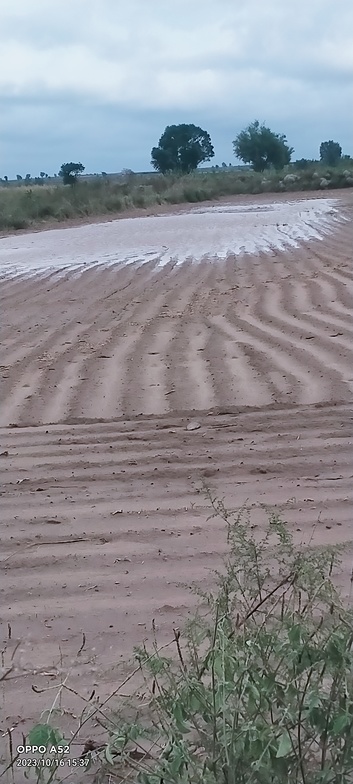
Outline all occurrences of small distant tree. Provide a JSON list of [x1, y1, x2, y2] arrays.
[[25, 174, 31, 182], [233, 120, 294, 172], [151, 123, 214, 174], [101, 171, 108, 177], [58, 162, 85, 186], [293, 158, 312, 170], [319, 140, 342, 166], [120, 169, 136, 184], [3, 175, 8, 182], [16, 174, 23, 181], [221, 162, 227, 168]]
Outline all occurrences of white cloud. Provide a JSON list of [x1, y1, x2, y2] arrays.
[[1, 0, 352, 107], [0, 0, 352, 174]]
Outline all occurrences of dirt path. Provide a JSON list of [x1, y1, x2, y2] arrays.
[[0, 192, 352, 777]]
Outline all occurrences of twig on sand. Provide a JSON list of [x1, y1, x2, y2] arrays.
[[1, 537, 87, 562]]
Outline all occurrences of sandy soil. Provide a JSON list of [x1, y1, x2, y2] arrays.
[[0, 191, 352, 778]]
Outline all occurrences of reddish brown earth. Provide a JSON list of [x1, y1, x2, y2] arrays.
[[0, 191, 352, 780]]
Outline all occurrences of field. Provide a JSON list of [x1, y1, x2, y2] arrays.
[[0, 190, 353, 780]]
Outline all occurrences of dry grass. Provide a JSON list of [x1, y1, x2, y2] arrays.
[[0, 164, 352, 232]]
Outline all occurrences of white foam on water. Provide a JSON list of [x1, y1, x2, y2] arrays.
[[0, 198, 343, 279]]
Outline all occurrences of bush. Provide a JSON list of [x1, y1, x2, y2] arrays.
[[105, 500, 352, 783], [8, 216, 29, 230], [293, 159, 315, 171], [36, 204, 56, 218], [181, 185, 213, 202], [104, 195, 123, 212], [53, 202, 76, 221]]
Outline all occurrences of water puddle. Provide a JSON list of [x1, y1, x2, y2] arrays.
[[0, 198, 342, 278]]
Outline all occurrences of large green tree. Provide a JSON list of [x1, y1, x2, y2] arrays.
[[233, 120, 293, 172], [319, 140, 342, 166], [151, 124, 214, 174], [58, 162, 85, 186]]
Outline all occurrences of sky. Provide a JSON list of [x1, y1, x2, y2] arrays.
[[1, 0, 352, 179]]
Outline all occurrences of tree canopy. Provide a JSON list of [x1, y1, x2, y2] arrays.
[[233, 120, 294, 172], [151, 124, 214, 174], [58, 162, 85, 186], [319, 140, 342, 166]]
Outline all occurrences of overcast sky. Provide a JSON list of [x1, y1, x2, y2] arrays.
[[1, 0, 352, 178]]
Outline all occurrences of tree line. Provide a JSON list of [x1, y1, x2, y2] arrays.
[[1, 121, 349, 185], [150, 122, 347, 175]]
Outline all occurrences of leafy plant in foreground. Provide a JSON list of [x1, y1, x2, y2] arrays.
[[108, 497, 353, 783]]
